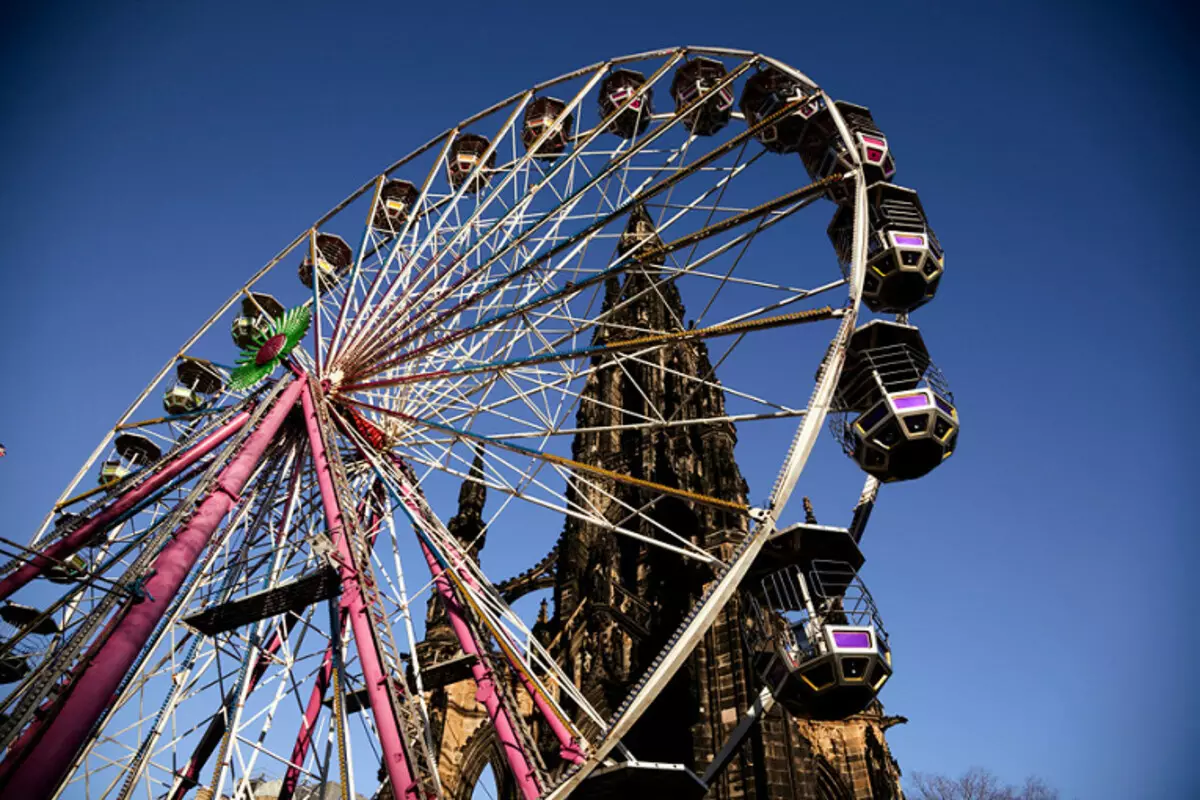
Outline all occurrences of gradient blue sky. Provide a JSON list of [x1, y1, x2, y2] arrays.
[[1, 3, 1196, 798]]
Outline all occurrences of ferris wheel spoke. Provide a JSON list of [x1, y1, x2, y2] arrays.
[[360, 299, 821, 447], [364, 421, 719, 569], [401, 325, 574, 425], [339, 57, 762, 375], [391, 364, 768, 556], [346, 170, 833, 388], [328, 175, 392, 361], [360, 451, 608, 727], [345, 184, 589, 375], [349, 398, 749, 520], [336, 56, 695, 366], [334, 93, 539, 368], [335, 130, 463, 361], [344, 303, 836, 396], [333, 200, 782, 424]]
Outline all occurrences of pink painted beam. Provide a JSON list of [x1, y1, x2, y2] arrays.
[[493, 626, 584, 765], [446, 546, 584, 766], [168, 464, 306, 800], [499, 634, 585, 765], [0, 601, 131, 788], [0, 410, 253, 602], [0, 380, 302, 798], [299, 383, 422, 800], [396, 476, 583, 768], [416, 536, 542, 799]]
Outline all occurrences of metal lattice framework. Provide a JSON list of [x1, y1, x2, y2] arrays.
[[0, 46, 909, 800]]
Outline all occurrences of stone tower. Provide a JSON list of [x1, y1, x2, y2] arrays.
[[417, 209, 905, 798]]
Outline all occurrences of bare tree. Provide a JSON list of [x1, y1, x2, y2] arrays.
[[908, 767, 1059, 800]]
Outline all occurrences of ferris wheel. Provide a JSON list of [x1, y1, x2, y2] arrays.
[[0, 46, 957, 800]]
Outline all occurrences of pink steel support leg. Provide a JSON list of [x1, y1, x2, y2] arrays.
[[396, 477, 583, 767], [0, 381, 302, 798], [169, 461, 306, 800], [0, 599, 131, 788], [499, 633, 585, 765], [416, 537, 542, 799], [0, 410, 253, 602], [299, 384, 423, 800], [439, 539, 585, 766]]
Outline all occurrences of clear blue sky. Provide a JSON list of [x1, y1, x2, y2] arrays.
[[1, 2, 1196, 799]]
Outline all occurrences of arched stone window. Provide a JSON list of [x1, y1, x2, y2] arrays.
[[816, 757, 853, 800], [453, 727, 518, 800]]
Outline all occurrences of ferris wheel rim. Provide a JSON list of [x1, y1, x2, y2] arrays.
[[8, 46, 895, 800]]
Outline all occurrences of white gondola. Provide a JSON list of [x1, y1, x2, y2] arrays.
[[828, 183, 944, 313], [744, 528, 891, 720], [163, 358, 224, 415], [231, 293, 284, 348], [831, 320, 958, 481], [298, 232, 353, 293]]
